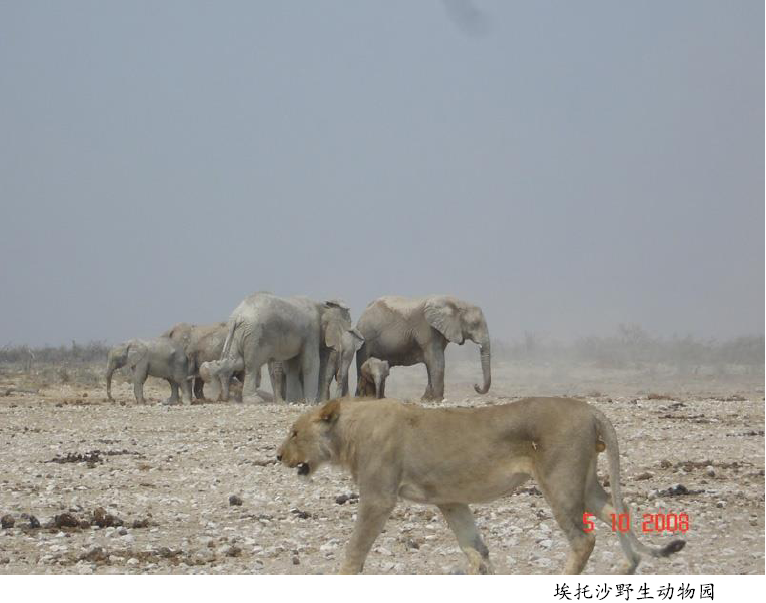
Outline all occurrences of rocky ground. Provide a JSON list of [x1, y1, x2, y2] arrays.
[[0, 362, 763, 575]]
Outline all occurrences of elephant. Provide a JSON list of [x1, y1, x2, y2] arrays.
[[162, 322, 244, 399], [324, 328, 365, 399], [355, 295, 491, 401], [220, 292, 353, 404], [358, 357, 390, 399], [105, 337, 192, 405]]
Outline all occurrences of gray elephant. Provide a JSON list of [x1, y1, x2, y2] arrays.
[[162, 322, 244, 399], [355, 295, 491, 401], [324, 328, 365, 398], [105, 337, 192, 405], [358, 357, 390, 399], [220, 292, 352, 404]]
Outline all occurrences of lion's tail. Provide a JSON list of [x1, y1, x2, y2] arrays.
[[591, 407, 686, 559]]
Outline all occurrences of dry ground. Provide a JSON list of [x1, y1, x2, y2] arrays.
[[0, 360, 763, 575]]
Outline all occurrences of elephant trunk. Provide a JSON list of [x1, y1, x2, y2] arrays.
[[374, 375, 382, 399], [474, 339, 491, 395], [106, 358, 116, 400]]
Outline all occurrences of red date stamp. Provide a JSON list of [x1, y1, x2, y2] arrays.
[[582, 512, 690, 533]]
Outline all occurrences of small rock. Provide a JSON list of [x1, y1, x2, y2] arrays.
[[705, 466, 716, 478], [80, 546, 109, 563], [716, 500, 726, 509], [335, 494, 349, 505], [127, 557, 139, 566], [292, 555, 300, 565], [636, 471, 654, 481], [405, 538, 420, 550], [28, 515, 40, 529], [91, 507, 122, 528], [225, 545, 242, 558], [1, 514, 15, 529], [132, 518, 150, 529], [54, 513, 80, 528], [660, 459, 672, 469], [228, 495, 243, 507]]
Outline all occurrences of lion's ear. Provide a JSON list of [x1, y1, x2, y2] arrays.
[[318, 399, 341, 424]]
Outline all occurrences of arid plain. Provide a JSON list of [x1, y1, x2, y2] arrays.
[[0, 358, 763, 574]]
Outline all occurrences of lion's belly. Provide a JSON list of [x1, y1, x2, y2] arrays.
[[398, 457, 534, 505]]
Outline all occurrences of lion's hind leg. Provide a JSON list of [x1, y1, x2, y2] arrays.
[[536, 464, 596, 574], [438, 503, 494, 575], [584, 472, 641, 574]]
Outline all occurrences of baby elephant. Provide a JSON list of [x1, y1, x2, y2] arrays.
[[358, 358, 389, 399], [105, 337, 192, 405]]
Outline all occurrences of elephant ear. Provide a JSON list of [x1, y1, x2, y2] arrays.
[[348, 328, 365, 352], [424, 298, 464, 344], [324, 299, 350, 311], [322, 317, 345, 352], [126, 340, 148, 368]]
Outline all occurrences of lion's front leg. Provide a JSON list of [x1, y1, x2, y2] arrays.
[[339, 496, 397, 574], [438, 503, 494, 575]]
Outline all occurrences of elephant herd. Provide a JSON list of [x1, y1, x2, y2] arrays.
[[105, 292, 491, 406]]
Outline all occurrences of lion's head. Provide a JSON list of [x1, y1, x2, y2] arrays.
[[277, 400, 340, 477]]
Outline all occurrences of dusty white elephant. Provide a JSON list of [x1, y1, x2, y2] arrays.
[[105, 337, 192, 405], [221, 292, 353, 404], [356, 295, 491, 401], [358, 357, 390, 399]]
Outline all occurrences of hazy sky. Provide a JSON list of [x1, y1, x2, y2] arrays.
[[1, 1, 763, 346]]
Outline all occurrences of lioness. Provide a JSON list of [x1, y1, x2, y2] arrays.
[[277, 397, 685, 575]]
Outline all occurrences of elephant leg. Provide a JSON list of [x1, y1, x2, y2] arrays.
[[319, 350, 335, 402], [165, 378, 180, 404], [300, 350, 320, 404], [133, 364, 149, 405], [284, 357, 303, 402], [420, 360, 434, 400], [268, 362, 284, 403], [180, 375, 193, 404], [422, 346, 445, 401], [193, 376, 204, 400], [255, 365, 262, 390], [242, 344, 269, 404], [378, 379, 386, 399]]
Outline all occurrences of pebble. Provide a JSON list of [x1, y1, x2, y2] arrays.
[[1, 514, 15, 529], [228, 495, 243, 507]]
